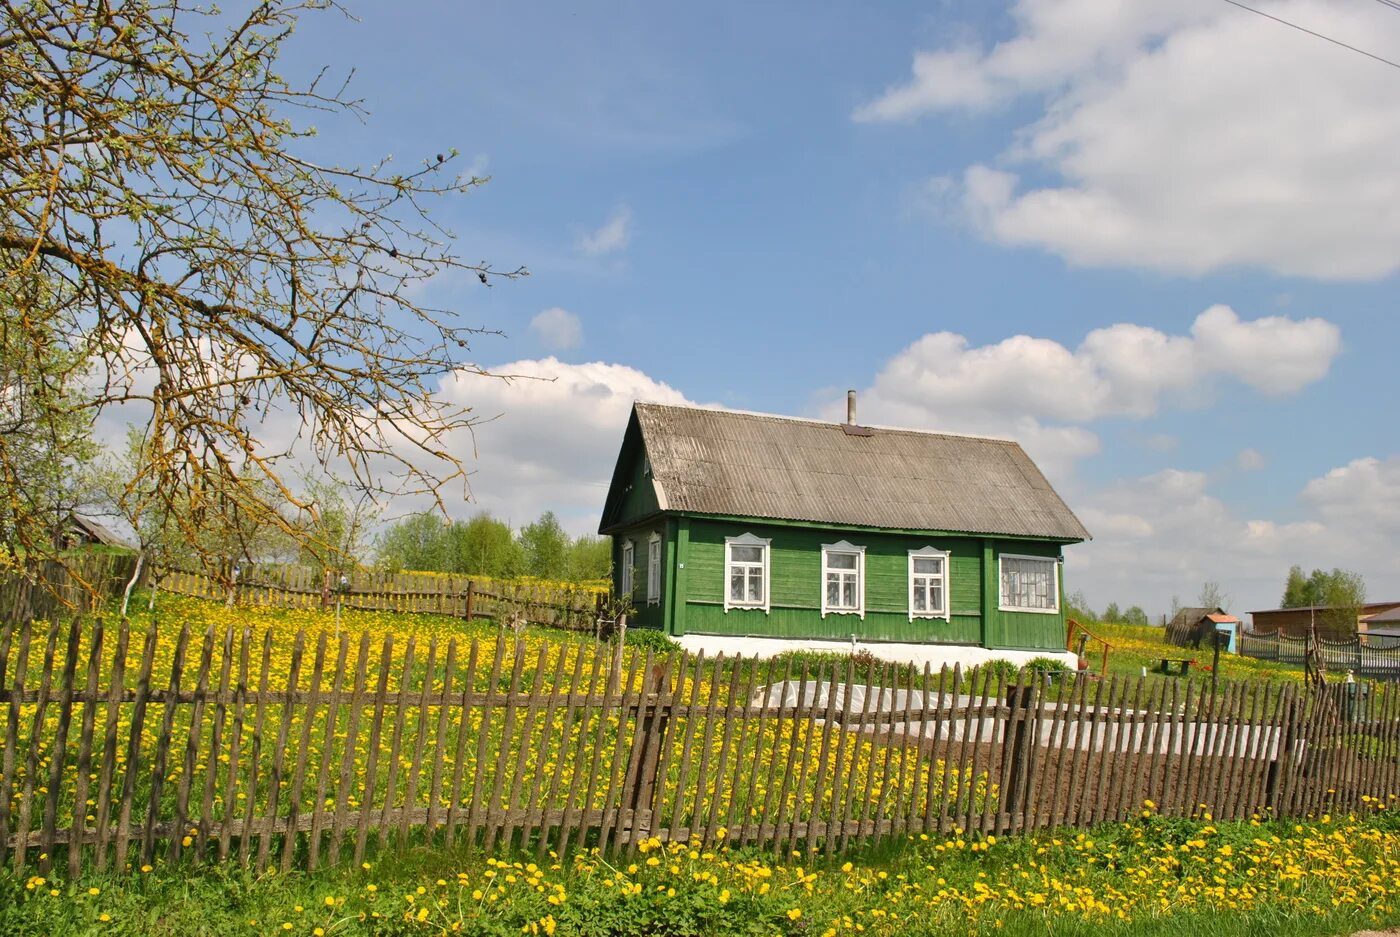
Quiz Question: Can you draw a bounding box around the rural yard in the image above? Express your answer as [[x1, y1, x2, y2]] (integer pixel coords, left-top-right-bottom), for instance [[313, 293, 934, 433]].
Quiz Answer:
[[6, 0, 1400, 935]]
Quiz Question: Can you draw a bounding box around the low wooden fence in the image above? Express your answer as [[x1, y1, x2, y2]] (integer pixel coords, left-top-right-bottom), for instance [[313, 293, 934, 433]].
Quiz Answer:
[[2, 618, 1398, 878], [1, 554, 139, 628], [1240, 631, 1400, 681], [155, 565, 604, 631]]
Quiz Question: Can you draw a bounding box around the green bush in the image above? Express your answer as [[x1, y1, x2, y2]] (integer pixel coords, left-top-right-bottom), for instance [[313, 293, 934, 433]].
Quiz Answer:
[[1022, 656, 1071, 677], [621, 627, 681, 654]]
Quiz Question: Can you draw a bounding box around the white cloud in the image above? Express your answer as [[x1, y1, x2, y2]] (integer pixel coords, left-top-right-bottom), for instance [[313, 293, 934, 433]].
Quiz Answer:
[[838, 307, 1338, 479], [1236, 448, 1266, 472], [576, 206, 633, 256], [860, 0, 1400, 279], [428, 357, 695, 534], [528, 307, 584, 351], [1070, 457, 1400, 620]]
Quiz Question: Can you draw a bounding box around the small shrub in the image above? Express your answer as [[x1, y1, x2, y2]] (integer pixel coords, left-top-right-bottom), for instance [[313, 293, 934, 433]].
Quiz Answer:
[[621, 627, 681, 653], [1022, 656, 1071, 677]]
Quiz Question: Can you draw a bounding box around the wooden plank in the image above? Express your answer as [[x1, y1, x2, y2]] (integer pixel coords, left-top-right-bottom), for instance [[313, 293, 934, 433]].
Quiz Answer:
[[1089, 674, 1121, 826], [238, 630, 275, 866], [464, 639, 507, 853], [328, 632, 372, 866], [557, 643, 606, 856], [398, 636, 437, 848], [498, 643, 548, 852], [653, 651, 699, 849], [702, 657, 743, 846], [307, 633, 350, 870], [665, 651, 708, 847], [688, 656, 728, 848], [973, 668, 1003, 835], [922, 665, 954, 835], [599, 651, 646, 852], [281, 631, 328, 871], [897, 663, 924, 837], [38, 619, 82, 874], [140, 624, 191, 866], [870, 662, 902, 842], [424, 638, 458, 843], [719, 655, 760, 846], [522, 644, 569, 852], [375, 637, 417, 853], [0, 619, 34, 870], [744, 649, 789, 845], [68, 620, 105, 879], [217, 628, 253, 862], [537, 646, 589, 860], [572, 640, 619, 854], [13, 621, 59, 871], [1047, 673, 1086, 830], [736, 654, 780, 847], [482, 639, 527, 855], [170, 625, 217, 862], [353, 634, 395, 866], [443, 640, 481, 848], [195, 624, 236, 859], [793, 661, 835, 856], [833, 659, 876, 853]]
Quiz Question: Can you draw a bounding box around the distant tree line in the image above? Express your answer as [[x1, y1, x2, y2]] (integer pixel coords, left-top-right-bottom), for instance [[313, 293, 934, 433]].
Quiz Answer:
[[1067, 591, 1150, 627], [375, 511, 610, 582], [1279, 565, 1367, 638]]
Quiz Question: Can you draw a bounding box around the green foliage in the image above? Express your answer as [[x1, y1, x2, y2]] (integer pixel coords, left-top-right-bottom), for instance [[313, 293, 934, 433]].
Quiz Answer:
[[1121, 605, 1150, 626], [1102, 601, 1122, 623], [1280, 566, 1367, 636], [519, 511, 569, 578], [1067, 590, 1097, 624], [971, 657, 1021, 684], [1022, 656, 1071, 677], [376, 511, 607, 583], [621, 627, 681, 654]]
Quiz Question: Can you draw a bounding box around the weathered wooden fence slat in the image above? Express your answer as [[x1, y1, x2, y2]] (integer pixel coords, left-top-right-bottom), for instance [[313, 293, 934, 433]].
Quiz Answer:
[[3, 621, 1399, 876]]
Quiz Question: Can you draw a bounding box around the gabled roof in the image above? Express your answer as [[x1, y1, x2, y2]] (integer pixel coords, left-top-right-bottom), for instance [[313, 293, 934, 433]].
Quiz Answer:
[[1206, 613, 1240, 624], [68, 512, 134, 549], [600, 403, 1090, 541]]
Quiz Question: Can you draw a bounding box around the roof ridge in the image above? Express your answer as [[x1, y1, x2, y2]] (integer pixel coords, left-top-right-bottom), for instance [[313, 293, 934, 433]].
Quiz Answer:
[[633, 400, 1020, 445]]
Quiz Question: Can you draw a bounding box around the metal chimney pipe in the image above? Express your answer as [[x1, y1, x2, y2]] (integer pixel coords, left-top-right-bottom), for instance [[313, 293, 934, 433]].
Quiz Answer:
[[846, 389, 856, 425]]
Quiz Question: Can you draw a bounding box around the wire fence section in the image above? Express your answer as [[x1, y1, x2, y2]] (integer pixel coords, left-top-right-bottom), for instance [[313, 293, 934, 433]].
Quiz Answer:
[[2, 619, 1399, 878], [1240, 631, 1400, 681]]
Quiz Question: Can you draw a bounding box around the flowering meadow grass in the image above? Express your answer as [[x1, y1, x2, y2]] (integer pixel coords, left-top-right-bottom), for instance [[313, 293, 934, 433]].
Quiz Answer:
[[3, 805, 1399, 936]]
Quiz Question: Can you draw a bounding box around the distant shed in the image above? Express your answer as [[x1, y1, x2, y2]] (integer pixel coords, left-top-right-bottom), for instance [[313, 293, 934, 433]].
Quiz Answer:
[[1166, 606, 1238, 648]]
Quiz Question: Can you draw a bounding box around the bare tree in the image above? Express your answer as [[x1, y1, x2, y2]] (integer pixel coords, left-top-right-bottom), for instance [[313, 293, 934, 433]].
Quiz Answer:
[[1, 0, 524, 569]]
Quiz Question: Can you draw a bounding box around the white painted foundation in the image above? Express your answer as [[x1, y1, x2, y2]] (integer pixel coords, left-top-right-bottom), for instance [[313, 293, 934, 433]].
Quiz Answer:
[[675, 634, 1078, 671]]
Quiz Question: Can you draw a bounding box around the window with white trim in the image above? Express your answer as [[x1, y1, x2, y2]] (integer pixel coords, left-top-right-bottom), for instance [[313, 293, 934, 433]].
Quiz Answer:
[[646, 533, 661, 605], [821, 541, 865, 618], [909, 548, 949, 620], [620, 539, 634, 596], [724, 533, 770, 612], [999, 554, 1059, 613]]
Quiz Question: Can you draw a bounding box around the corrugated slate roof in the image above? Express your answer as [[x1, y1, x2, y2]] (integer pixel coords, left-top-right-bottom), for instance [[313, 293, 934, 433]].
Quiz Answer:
[[630, 403, 1090, 541]]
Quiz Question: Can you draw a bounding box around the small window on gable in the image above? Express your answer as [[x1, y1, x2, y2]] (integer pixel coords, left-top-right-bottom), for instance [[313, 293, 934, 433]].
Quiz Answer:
[[909, 548, 950, 621], [620, 539, 635, 596], [821, 541, 865, 618], [724, 533, 770, 613], [646, 533, 661, 606], [999, 554, 1059, 614]]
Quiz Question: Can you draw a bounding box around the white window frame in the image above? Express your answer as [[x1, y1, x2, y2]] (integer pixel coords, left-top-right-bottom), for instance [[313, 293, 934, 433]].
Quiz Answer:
[[998, 553, 1060, 615], [620, 539, 634, 596], [821, 540, 865, 619], [646, 533, 661, 606], [908, 547, 951, 621], [723, 533, 770, 613]]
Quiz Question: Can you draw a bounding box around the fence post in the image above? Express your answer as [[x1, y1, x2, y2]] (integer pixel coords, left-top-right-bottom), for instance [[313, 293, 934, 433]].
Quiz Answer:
[[621, 661, 670, 844], [464, 580, 475, 622], [1000, 676, 1037, 826]]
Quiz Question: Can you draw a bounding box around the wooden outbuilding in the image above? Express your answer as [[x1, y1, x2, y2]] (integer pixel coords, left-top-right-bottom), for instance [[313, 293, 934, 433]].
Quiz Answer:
[[598, 400, 1090, 652]]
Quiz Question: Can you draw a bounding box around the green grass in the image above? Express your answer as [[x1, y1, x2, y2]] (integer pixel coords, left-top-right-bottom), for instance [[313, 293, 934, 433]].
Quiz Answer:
[[3, 810, 1399, 937]]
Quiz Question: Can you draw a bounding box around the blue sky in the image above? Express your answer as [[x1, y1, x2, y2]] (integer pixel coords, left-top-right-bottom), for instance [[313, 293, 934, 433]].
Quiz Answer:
[[275, 0, 1400, 619]]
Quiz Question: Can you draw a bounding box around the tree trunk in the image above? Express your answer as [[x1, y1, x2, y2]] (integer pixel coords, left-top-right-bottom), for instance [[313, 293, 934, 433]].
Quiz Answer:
[[119, 550, 145, 619]]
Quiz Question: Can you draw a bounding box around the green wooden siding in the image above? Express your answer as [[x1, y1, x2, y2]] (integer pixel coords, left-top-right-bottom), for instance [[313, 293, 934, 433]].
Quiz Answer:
[[673, 518, 1064, 648], [611, 521, 670, 629]]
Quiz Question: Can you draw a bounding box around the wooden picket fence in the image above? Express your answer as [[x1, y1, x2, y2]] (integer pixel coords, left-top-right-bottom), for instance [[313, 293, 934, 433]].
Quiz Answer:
[[155, 565, 604, 631], [1, 554, 140, 628], [2, 617, 1399, 878]]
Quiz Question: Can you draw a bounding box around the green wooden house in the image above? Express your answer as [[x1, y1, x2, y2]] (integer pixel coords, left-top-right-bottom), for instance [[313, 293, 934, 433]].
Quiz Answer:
[[598, 401, 1091, 652]]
